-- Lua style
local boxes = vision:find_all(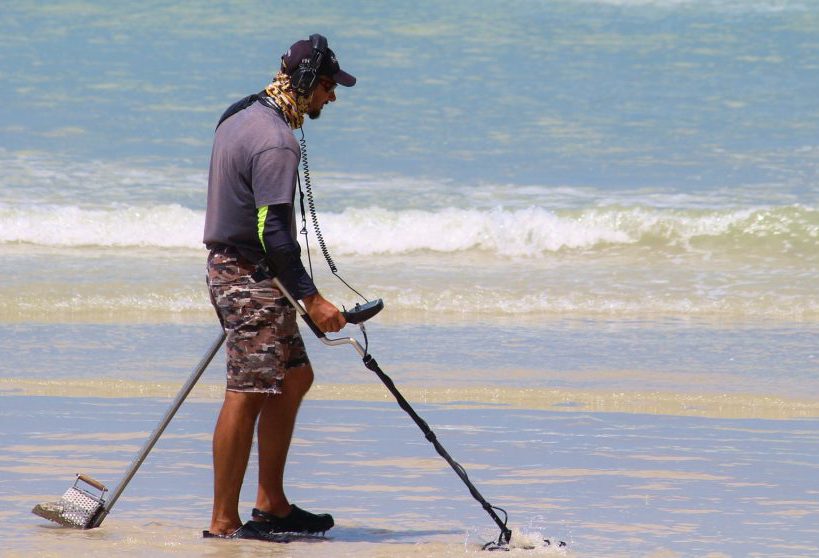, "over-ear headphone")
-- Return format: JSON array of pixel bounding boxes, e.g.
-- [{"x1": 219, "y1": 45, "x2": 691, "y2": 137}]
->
[{"x1": 290, "y1": 33, "x2": 328, "y2": 97}]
